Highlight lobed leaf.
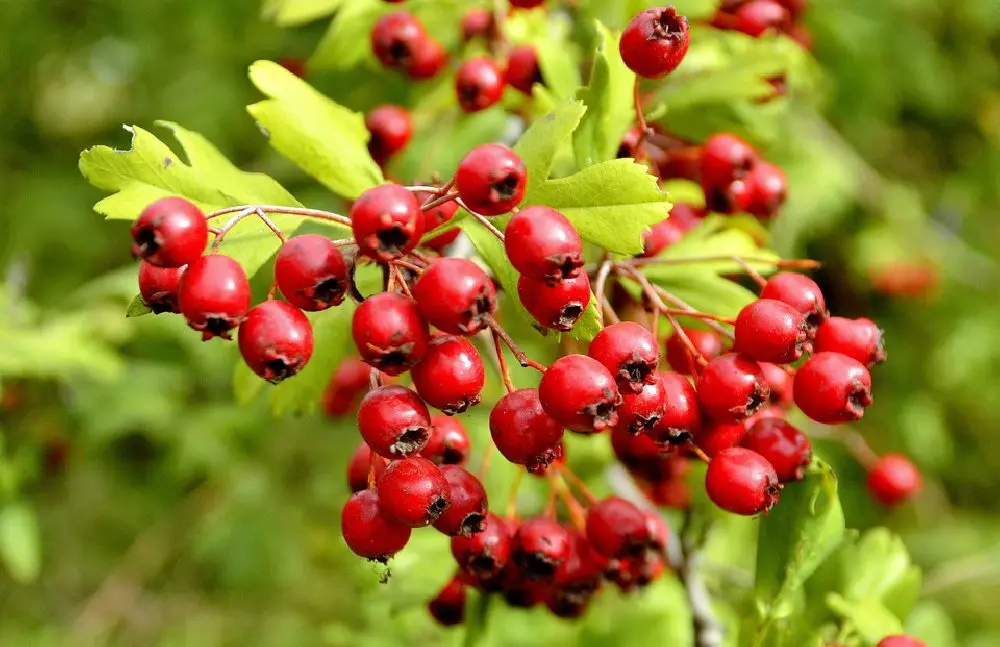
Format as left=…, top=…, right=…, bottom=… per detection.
left=261, top=0, right=345, bottom=26
left=574, top=21, right=636, bottom=168
left=514, top=100, right=587, bottom=201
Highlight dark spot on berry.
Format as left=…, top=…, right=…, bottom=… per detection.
left=264, top=358, right=295, bottom=383
left=622, top=358, right=655, bottom=392
left=146, top=292, right=177, bottom=314
left=442, top=446, right=467, bottom=464
left=517, top=551, right=559, bottom=580
left=628, top=412, right=662, bottom=435
left=554, top=303, right=585, bottom=330
left=458, top=512, right=487, bottom=537
left=389, top=40, right=411, bottom=64
left=312, top=277, right=345, bottom=306
left=389, top=427, right=430, bottom=456
left=468, top=554, right=501, bottom=578
left=376, top=227, right=411, bottom=256
left=490, top=174, right=521, bottom=201
left=458, top=82, right=481, bottom=104
left=133, top=227, right=159, bottom=256
left=427, top=494, right=450, bottom=522
left=203, top=316, right=237, bottom=340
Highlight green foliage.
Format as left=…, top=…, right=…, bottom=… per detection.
left=574, top=22, right=636, bottom=167
left=0, top=503, right=40, bottom=583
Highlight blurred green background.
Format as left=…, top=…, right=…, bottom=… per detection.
left=1, top=0, right=998, bottom=645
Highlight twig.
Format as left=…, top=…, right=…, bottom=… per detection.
left=628, top=255, right=820, bottom=270
left=486, top=316, right=546, bottom=373
left=615, top=264, right=736, bottom=338
left=456, top=198, right=506, bottom=242
left=490, top=328, right=516, bottom=393
left=421, top=191, right=461, bottom=213
left=204, top=204, right=351, bottom=227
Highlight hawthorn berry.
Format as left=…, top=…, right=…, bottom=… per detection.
left=665, top=327, right=724, bottom=375
left=588, top=322, right=660, bottom=393
left=177, top=255, right=251, bottom=341
left=350, top=183, right=423, bottom=263
left=357, top=385, right=432, bottom=458
left=504, top=206, right=583, bottom=284
left=867, top=454, right=922, bottom=507
left=351, top=292, right=429, bottom=375
left=433, top=465, right=488, bottom=537
left=455, top=57, right=506, bottom=113
left=417, top=191, right=461, bottom=252
left=705, top=447, right=782, bottom=515
left=733, top=0, right=791, bottom=37
left=130, top=197, right=208, bottom=267
left=743, top=418, right=811, bottom=482
left=513, top=516, right=572, bottom=580
left=586, top=497, right=652, bottom=560
left=641, top=219, right=686, bottom=257
left=413, top=258, right=496, bottom=335
left=509, top=0, right=545, bottom=7
left=428, top=576, right=467, bottom=627
left=703, top=177, right=754, bottom=214
left=455, top=144, right=527, bottom=216
left=422, top=415, right=472, bottom=465
left=137, top=261, right=185, bottom=314
left=701, top=133, right=758, bottom=187
left=411, top=336, right=485, bottom=414
left=648, top=371, right=702, bottom=444
left=539, top=354, right=622, bottom=434
left=548, top=532, right=603, bottom=618
left=759, top=362, right=793, bottom=407
left=507, top=45, right=542, bottom=95
left=451, top=513, right=511, bottom=580
left=650, top=477, right=691, bottom=509
left=489, top=388, right=564, bottom=469
left=793, top=352, right=872, bottom=424
left=760, top=272, right=828, bottom=327
left=500, top=562, right=550, bottom=608
left=814, top=316, right=887, bottom=367
left=322, top=358, right=371, bottom=417
left=347, top=442, right=385, bottom=493
left=371, top=12, right=426, bottom=69
left=618, top=128, right=644, bottom=160
left=461, top=8, right=494, bottom=42
left=643, top=510, right=670, bottom=552
left=608, top=552, right=665, bottom=591
left=341, top=489, right=412, bottom=561
left=238, top=301, right=314, bottom=383
left=406, top=36, right=448, bottom=79
left=366, top=104, right=413, bottom=164
left=377, top=456, right=451, bottom=527
left=611, top=425, right=671, bottom=474
left=745, top=161, right=788, bottom=220
left=274, top=234, right=348, bottom=311
left=696, top=353, right=770, bottom=422
left=734, top=298, right=811, bottom=364
left=619, top=7, right=690, bottom=79
left=518, top=273, right=592, bottom=332
left=876, top=636, right=927, bottom=647
left=697, top=421, right=748, bottom=457
left=616, top=377, right=668, bottom=435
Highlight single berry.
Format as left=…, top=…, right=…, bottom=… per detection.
left=759, top=362, right=793, bottom=407
left=351, top=183, right=423, bottom=262
left=643, top=510, right=670, bottom=552
left=586, top=497, right=652, bottom=560
left=422, top=414, right=472, bottom=465
left=461, top=8, right=494, bottom=41
left=455, top=57, right=506, bottom=113
left=513, top=516, right=571, bottom=580
left=428, top=576, right=467, bottom=627
left=665, top=327, right=724, bottom=375
left=611, top=426, right=673, bottom=479
left=504, top=206, right=583, bottom=284
left=703, top=177, right=753, bottom=214
left=357, top=385, right=432, bottom=458
left=876, top=636, right=927, bottom=647
left=489, top=389, right=564, bottom=469
left=238, top=301, right=314, bottom=383
left=177, top=255, right=251, bottom=341
left=696, top=353, right=770, bottom=422
left=608, top=552, right=665, bottom=591
left=130, top=197, right=208, bottom=267
left=433, top=465, right=488, bottom=537
left=411, top=336, right=485, bottom=414
left=705, top=447, right=782, bottom=515
left=377, top=456, right=451, bottom=527
left=619, top=7, right=690, bottom=78
left=417, top=192, right=461, bottom=252
left=347, top=442, right=386, bottom=493
left=455, top=144, right=527, bottom=216
left=697, top=421, right=748, bottom=457
left=274, top=235, right=348, bottom=311
left=735, top=298, right=811, bottom=364
left=642, top=218, right=687, bottom=257
left=366, top=104, right=413, bottom=164
left=734, top=0, right=791, bottom=37
left=548, top=532, right=603, bottom=618
left=509, top=0, right=545, bottom=7
left=406, top=35, right=447, bottom=79
left=867, top=454, right=922, bottom=507
left=341, top=489, right=412, bottom=561
left=323, top=358, right=371, bottom=417
left=371, top=12, right=426, bottom=69
left=648, top=371, right=702, bottom=444
left=506, top=45, right=542, bottom=94
left=616, top=377, right=668, bottom=435
left=351, top=292, right=429, bottom=375
left=700, top=133, right=758, bottom=187
left=793, top=352, right=872, bottom=424
left=743, top=418, right=811, bottom=482
left=413, top=258, right=496, bottom=335
left=138, top=261, right=185, bottom=314
left=745, top=161, right=788, bottom=220
left=667, top=202, right=705, bottom=230
left=451, top=513, right=511, bottom=580
left=814, top=316, right=887, bottom=367
left=588, top=321, right=660, bottom=393
left=499, top=562, right=550, bottom=608
left=538, top=354, right=622, bottom=434
left=518, top=273, right=592, bottom=332
left=760, top=272, right=828, bottom=328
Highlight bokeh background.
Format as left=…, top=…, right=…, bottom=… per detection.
left=1, top=0, right=998, bottom=645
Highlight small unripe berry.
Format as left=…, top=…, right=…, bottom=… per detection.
left=413, top=258, right=496, bottom=335
left=451, top=513, right=511, bottom=580
left=177, top=255, right=251, bottom=341
left=665, top=327, right=724, bottom=375
left=506, top=45, right=542, bottom=95
left=876, top=636, right=927, bottom=647
left=131, top=197, right=208, bottom=267
left=705, top=447, right=782, bottom=515
left=351, top=183, right=423, bottom=263
left=422, top=415, right=472, bottom=465
left=867, top=454, right=921, bottom=507
left=428, top=576, right=467, bottom=627
left=341, top=489, right=411, bottom=561
left=513, top=516, right=571, bottom=580
left=616, top=377, right=668, bottom=435
left=433, top=465, right=488, bottom=537
left=371, top=12, right=426, bottom=69
left=696, top=353, right=770, bottom=422
left=742, top=418, right=811, bottom=482
left=366, top=104, right=413, bottom=164
left=351, top=292, right=429, bottom=375
left=734, top=298, right=811, bottom=364
left=455, top=57, right=506, bottom=113
left=538, top=354, right=622, bottom=433
left=455, top=144, right=527, bottom=216
left=138, top=261, right=185, bottom=314
left=619, top=7, right=691, bottom=79
left=489, top=389, right=564, bottom=469
left=588, top=321, right=660, bottom=394
left=586, top=497, right=653, bottom=559
left=377, top=456, right=451, bottom=527
left=238, top=301, right=314, bottom=383
left=347, top=442, right=385, bottom=493
left=518, top=273, right=592, bottom=332
left=357, top=385, right=432, bottom=458
left=760, top=272, right=828, bottom=327
left=274, top=234, right=348, bottom=311
left=793, top=352, right=872, bottom=424
left=814, top=316, right=886, bottom=367
left=648, top=371, right=702, bottom=444
left=411, top=336, right=485, bottom=414
left=504, top=206, right=583, bottom=284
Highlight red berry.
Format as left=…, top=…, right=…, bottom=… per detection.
left=539, top=354, right=622, bottom=434
left=422, top=415, right=472, bottom=465
left=509, top=0, right=545, bottom=7
left=499, top=561, right=550, bottom=608
left=513, top=516, right=571, bottom=580
left=701, top=133, right=758, bottom=187
left=461, top=8, right=494, bottom=41
left=608, top=552, right=664, bottom=591
left=648, top=371, right=702, bottom=444
left=433, top=465, right=488, bottom=536
left=742, top=418, right=811, bottom=482
left=406, top=36, right=447, bottom=79
left=341, top=489, right=412, bottom=561
left=668, top=202, right=706, bottom=230
left=371, top=12, right=426, bottom=69
left=705, top=447, right=782, bottom=515
left=586, top=497, right=652, bottom=560
left=347, top=442, right=385, bottom=493
left=793, top=352, right=872, bottom=424
left=451, top=513, right=511, bottom=580
left=760, top=272, right=828, bottom=327
left=357, top=385, right=432, bottom=458
left=506, top=45, right=542, bottom=94
left=616, top=377, right=668, bottom=435
left=759, top=362, right=793, bottom=407
left=238, top=301, right=314, bottom=383
left=703, top=177, right=753, bottom=214
left=642, top=218, right=687, bottom=257
left=504, top=206, right=583, bottom=284
left=733, top=0, right=790, bottom=37
left=814, top=317, right=887, bottom=367
left=489, top=389, right=564, bottom=469
left=650, top=477, right=691, bottom=508
left=455, top=57, right=506, bottom=113
left=588, top=322, right=660, bottom=393
left=377, top=456, right=451, bottom=527
left=643, top=510, right=670, bottom=552
left=323, top=358, right=371, bottom=417
left=413, top=258, right=497, bottom=335
left=518, top=273, right=592, bottom=332
left=619, top=7, right=690, bottom=79
left=745, top=161, right=788, bottom=220
left=697, top=421, right=748, bottom=457
left=411, top=336, right=485, bottom=414
left=867, top=454, right=921, bottom=507
left=417, top=192, right=461, bottom=252
left=666, top=327, right=724, bottom=375
left=138, top=261, right=185, bottom=314
left=611, top=426, right=672, bottom=476
left=876, top=636, right=927, bottom=647
left=177, top=255, right=251, bottom=341
left=734, top=298, right=811, bottom=364
left=455, top=144, right=527, bottom=216
left=366, top=105, right=413, bottom=164
left=351, top=292, right=429, bottom=375
left=130, top=197, right=208, bottom=267
left=428, top=575, right=467, bottom=627
left=351, top=183, right=423, bottom=263
left=274, top=235, right=348, bottom=311
left=696, top=353, right=770, bottom=422
left=548, top=532, right=603, bottom=617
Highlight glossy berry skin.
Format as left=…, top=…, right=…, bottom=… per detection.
left=735, top=298, right=811, bottom=364
left=323, top=358, right=371, bottom=417
left=411, top=336, right=485, bottom=414
left=138, top=261, right=185, bottom=314
left=451, top=513, right=511, bottom=580
left=518, top=273, right=592, bottom=332
left=506, top=45, right=542, bottom=94
left=455, top=57, right=505, bottom=113
left=366, top=104, right=413, bottom=164
left=489, top=389, right=564, bottom=468
left=428, top=576, right=467, bottom=627
left=513, top=517, right=571, bottom=580
left=588, top=322, right=660, bottom=393
left=760, top=272, right=828, bottom=327
left=461, top=8, right=494, bottom=41
left=867, top=454, right=922, bottom=507
left=131, top=197, right=208, bottom=267
left=413, top=258, right=496, bottom=335
left=347, top=442, right=385, bottom=493
left=648, top=371, right=702, bottom=444
left=351, top=183, right=423, bottom=263
left=357, top=385, right=432, bottom=458
left=417, top=192, right=461, bottom=252
left=406, top=36, right=447, bottom=79
left=371, top=12, right=426, bottom=69
left=238, top=301, right=314, bottom=383
left=666, top=327, right=724, bottom=376
left=616, top=378, right=667, bottom=435
left=743, top=418, right=811, bottom=482
left=377, top=456, right=451, bottom=527
left=876, top=636, right=927, bottom=647
left=701, top=133, right=757, bottom=187
left=351, top=292, right=429, bottom=375
left=793, top=352, right=872, bottom=424
left=539, top=354, right=622, bottom=434
left=703, top=178, right=753, bottom=215
left=433, top=465, right=488, bottom=537
left=455, top=144, right=527, bottom=216
left=697, top=421, right=748, bottom=457
left=505, top=206, right=583, bottom=284
left=341, top=489, right=411, bottom=562
left=422, top=415, right=472, bottom=465
left=705, top=447, right=782, bottom=516
left=697, top=354, right=770, bottom=423
left=177, top=255, right=251, bottom=341
left=586, top=497, right=652, bottom=559
left=274, top=235, right=348, bottom=311
left=745, top=161, right=788, bottom=220
left=619, top=7, right=690, bottom=79
left=814, top=316, right=887, bottom=367
left=734, top=0, right=790, bottom=37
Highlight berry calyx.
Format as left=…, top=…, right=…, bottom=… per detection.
left=588, top=322, right=660, bottom=393
left=238, top=301, right=314, bottom=383
left=351, top=292, right=429, bottom=375
left=341, top=489, right=412, bottom=562
left=351, top=183, right=423, bottom=262
left=489, top=389, right=565, bottom=469
left=429, top=576, right=467, bottom=627
left=451, top=513, right=511, bottom=581
left=867, top=454, right=922, bottom=507
left=793, top=352, right=872, bottom=424
left=616, top=377, right=668, bottom=435
left=518, top=272, right=592, bottom=332
left=506, top=45, right=542, bottom=94
left=734, top=298, right=811, bottom=364
left=455, top=57, right=506, bottom=113
left=696, top=353, right=770, bottom=422
left=377, top=456, right=451, bottom=527
left=814, top=316, right=887, bottom=367
left=422, top=415, right=472, bottom=465
left=619, top=7, right=691, bottom=79
left=585, top=497, right=653, bottom=560
left=742, top=418, right=811, bottom=482
left=274, top=234, right=348, bottom=311
left=177, top=255, right=251, bottom=341
left=648, top=371, right=702, bottom=444
left=538, top=354, right=622, bottom=434
left=411, top=336, right=486, bottom=414
left=504, top=206, right=584, bottom=284
left=137, top=261, right=185, bottom=314
left=433, top=465, right=489, bottom=537
left=413, top=258, right=497, bottom=335
left=371, top=12, right=426, bottom=70
left=130, top=197, right=208, bottom=267
left=455, top=144, right=527, bottom=216
left=759, top=272, right=828, bottom=328
left=347, top=442, right=385, bottom=493
left=513, top=516, right=572, bottom=580
left=665, top=327, right=724, bottom=375
left=357, top=385, right=432, bottom=458
left=705, top=447, right=782, bottom=516
left=733, top=0, right=791, bottom=37
left=366, top=104, right=413, bottom=164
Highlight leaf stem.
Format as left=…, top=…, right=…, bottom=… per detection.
left=665, top=313, right=710, bottom=369
left=556, top=463, right=598, bottom=506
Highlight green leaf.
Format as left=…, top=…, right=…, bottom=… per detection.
left=574, top=21, right=636, bottom=167
left=836, top=528, right=922, bottom=620
left=262, top=0, right=344, bottom=26
left=505, top=9, right=581, bottom=101
left=643, top=225, right=781, bottom=278
left=247, top=60, right=384, bottom=200
left=126, top=294, right=153, bottom=318
left=462, top=589, right=491, bottom=647
left=310, top=0, right=384, bottom=71
left=905, top=601, right=957, bottom=647
left=827, top=594, right=905, bottom=642
left=0, top=503, right=41, bottom=583
left=514, top=100, right=587, bottom=201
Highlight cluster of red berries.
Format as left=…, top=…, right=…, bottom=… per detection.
left=711, top=0, right=811, bottom=49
